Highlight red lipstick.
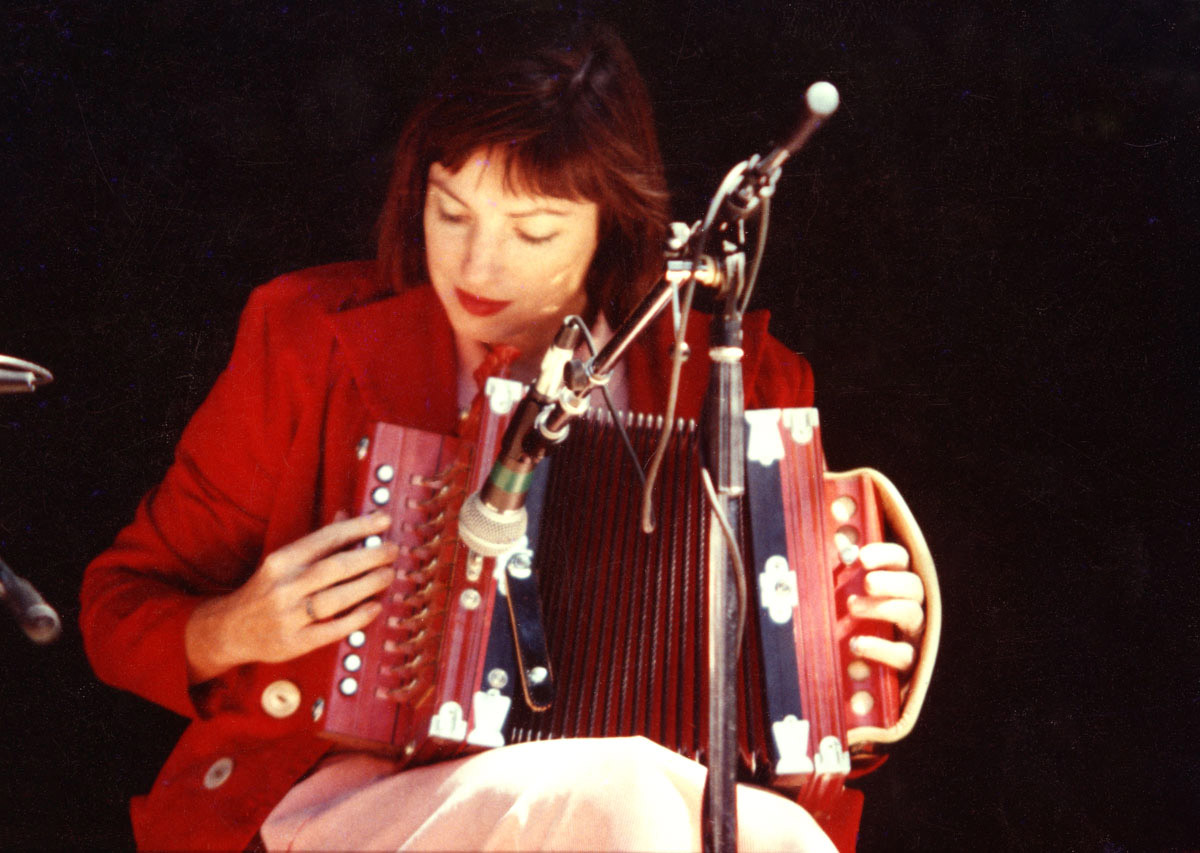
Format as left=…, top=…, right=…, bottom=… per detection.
left=454, top=288, right=511, bottom=317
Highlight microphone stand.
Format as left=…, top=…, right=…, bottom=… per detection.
left=700, top=251, right=747, bottom=853
left=679, top=81, right=841, bottom=853
left=478, top=82, right=840, bottom=853
left=0, top=355, right=61, bottom=644
left=533, top=252, right=720, bottom=437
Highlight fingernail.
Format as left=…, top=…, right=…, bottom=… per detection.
left=365, top=601, right=383, bottom=617
left=371, top=511, right=391, bottom=525
left=849, top=636, right=862, bottom=655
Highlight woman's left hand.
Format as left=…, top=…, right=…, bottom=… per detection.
left=846, top=542, right=925, bottom=672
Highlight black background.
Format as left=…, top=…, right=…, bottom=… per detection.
left=2, top=1, right=1196, bottom=849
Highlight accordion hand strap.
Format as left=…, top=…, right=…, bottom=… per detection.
left=842, top=467, right=942, bottom=747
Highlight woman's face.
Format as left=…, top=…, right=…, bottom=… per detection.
left=423, top=150, right=600, bottom=357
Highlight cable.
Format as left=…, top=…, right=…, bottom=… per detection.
left=699, top=467, right=747, bottom=658
left=738, top=195, right=771, bottom=316
left=639, top=273, right=698, bottom=533
left=565, top=316, right=647, bottom=492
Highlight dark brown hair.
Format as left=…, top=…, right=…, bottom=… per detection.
left=376, top=18, right=669, bottom=325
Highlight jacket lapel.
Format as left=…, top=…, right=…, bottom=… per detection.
left=326, top=286, right=462, bottom=434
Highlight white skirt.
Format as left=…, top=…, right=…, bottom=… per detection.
left=260, top=736, right=835, bottom=852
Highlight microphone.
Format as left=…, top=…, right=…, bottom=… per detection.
left=457, top=325, right=581, bottom=558
left=0, top=557, right=62, bottom=644
left=0, top=355, right=54, bottom=395
left=457, top=489, right=529, bottom=558
left=757, top=81, right=840, bottom=176
left=728, top=81, right=840, bottom=215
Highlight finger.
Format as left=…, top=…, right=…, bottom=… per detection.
left=302, top=599, right=385, bottom=651
left=301, top=540, right=400, bottom=595
left=850, top=634, right=915, bottom=671
left=264, top=512, right=392, bottom=578
left=847, top=594, right=925, bottom=635
left=863, top=568, right=924, bottom=603
left=306, top=565, right=396, bottom=621
left=858, top=541, right=910, bottom=572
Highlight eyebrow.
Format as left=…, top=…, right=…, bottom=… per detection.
left=429, top=177, right=571, bottom=218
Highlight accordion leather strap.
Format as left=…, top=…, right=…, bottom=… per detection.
left=841, top=466, right=942, bottom=747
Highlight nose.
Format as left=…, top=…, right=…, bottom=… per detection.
left=460, top=222, right=502, bottom=290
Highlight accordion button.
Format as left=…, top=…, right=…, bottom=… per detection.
left=339, top=676, right=359, bottom=696
left=850, top=690, right=875, bottom=717
left=830, top=496, right=858, bottom=523
left=847, top=660, right=871, bottom=682
left=375, top=464, right=396, bottom=483
left=261, top=680, right=302, bottom=719
left=203, top=757, right=234, bottom=790
left=348, top=630, right=367, bottom=648
left=372, top=486, right=392, bottom=506
left=343, top=653, right=363, bottom=672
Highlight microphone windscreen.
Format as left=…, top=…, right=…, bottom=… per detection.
left=805, top=81, right=840, bottom=117
left=457, top=493, right=528, bottom=557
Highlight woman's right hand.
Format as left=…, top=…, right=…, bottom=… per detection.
left=184, top=512, right=398, bottom=683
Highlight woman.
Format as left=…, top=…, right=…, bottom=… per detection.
left=81, top=18, right=925, bottom=852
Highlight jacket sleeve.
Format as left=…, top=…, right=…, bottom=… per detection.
left=79, top=285, right=303, bottom=719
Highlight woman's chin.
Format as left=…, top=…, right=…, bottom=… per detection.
left=452, top=314, right=546, bottom=356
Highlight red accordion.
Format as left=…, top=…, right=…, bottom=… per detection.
left=319, top=378, right=939, bottom=809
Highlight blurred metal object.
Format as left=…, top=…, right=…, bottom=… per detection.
left=0, top=355, right=54, bottom=394
left=0, top=353, right=61, bottom=642
left=0, top=557, right=62, bottom=644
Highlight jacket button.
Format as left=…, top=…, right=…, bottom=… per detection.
left=203, top=757, right=234, bottom=790
left=261, top=679, right=302, bottom=719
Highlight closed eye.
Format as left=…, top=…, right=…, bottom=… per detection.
left=437, top=208, right=468, bottom=225
left=516, top=231, right=558, bottom=245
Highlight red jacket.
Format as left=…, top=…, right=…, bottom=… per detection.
left=80, top=262, right=815, bottom=850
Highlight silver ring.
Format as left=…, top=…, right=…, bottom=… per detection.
left=305, top=596, right=318, bottom=622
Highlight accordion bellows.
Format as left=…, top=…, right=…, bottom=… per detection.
left=319, top=378, right=940, bottom=812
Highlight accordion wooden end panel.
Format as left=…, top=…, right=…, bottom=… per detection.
left=742, top=409, right=899, bottom=805
left=321, top=380, right=518, bottom=760
left=320, top=424, right=461, bottom=753
left=319, top=386, right=906, bottom=805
